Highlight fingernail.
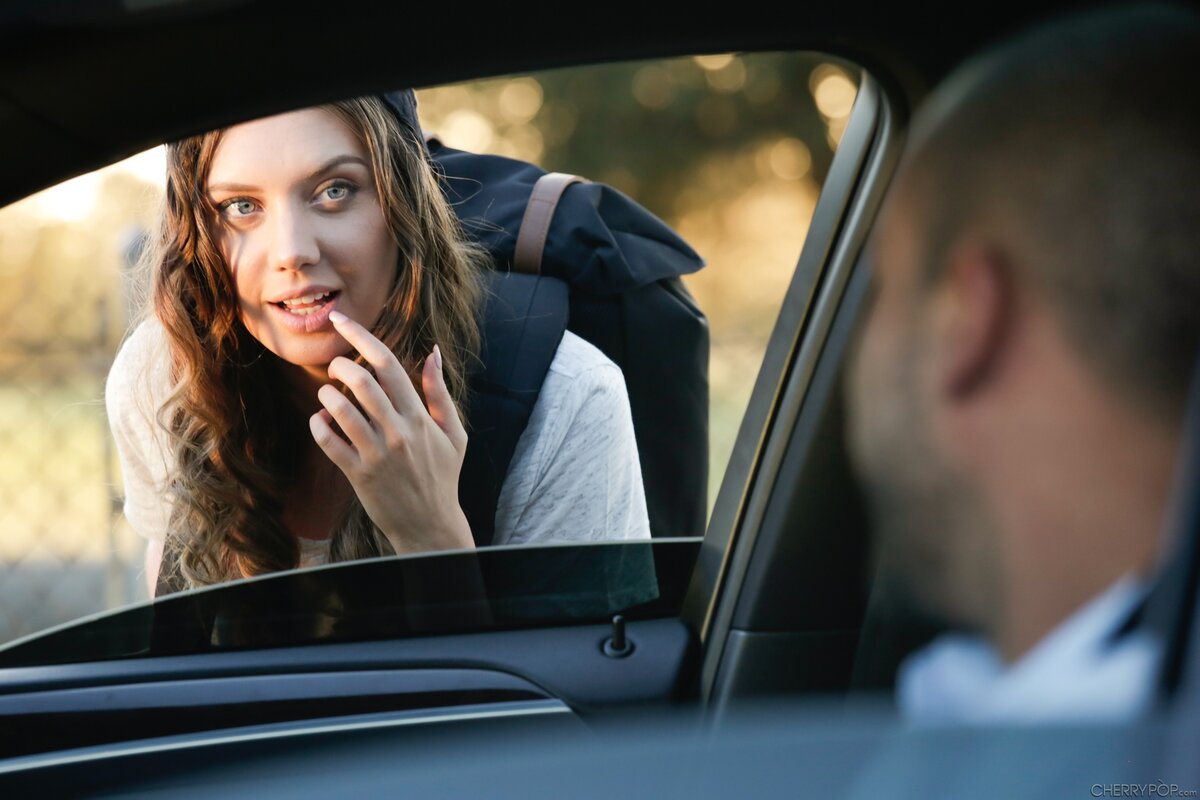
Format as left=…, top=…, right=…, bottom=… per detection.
left=433, top=344, right=443, bottom=371
left=329, top=310, right=347, bottom=324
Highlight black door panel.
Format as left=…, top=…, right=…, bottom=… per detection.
left=0, top=618, right=696, bottom=759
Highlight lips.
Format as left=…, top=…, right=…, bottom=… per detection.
left=268, top=289, right=342, bottom=333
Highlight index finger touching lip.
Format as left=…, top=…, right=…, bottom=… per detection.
left=328, top=310, right=393, bottom=367
left=329, top=309, right=423, bottom=415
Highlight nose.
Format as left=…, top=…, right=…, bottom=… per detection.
left=270, top=201, right=319, bottom=272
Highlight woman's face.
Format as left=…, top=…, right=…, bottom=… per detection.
left=206, top=108, right=399, bottom=379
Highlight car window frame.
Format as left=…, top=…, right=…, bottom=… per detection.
left=677, top=71, right=903, bottom=702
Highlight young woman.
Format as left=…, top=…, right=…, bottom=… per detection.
left=106, top=94, right=650, bottom=595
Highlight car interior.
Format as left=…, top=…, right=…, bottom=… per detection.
left=0, top=1, right=1198, bottom=794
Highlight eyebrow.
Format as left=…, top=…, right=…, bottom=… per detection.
left=206, top=155, right=371, bottom=194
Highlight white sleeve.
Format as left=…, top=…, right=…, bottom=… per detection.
left=493, top=333, right=652, bottom=546
left=104, top=320, right=174, bottom=543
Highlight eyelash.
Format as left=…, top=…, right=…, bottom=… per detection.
left=216, top=180, right=360, bottom=218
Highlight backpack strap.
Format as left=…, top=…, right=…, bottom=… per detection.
left=459, top=271, right=569, bottom=546
left=513, top=172, right=589, bottom=275
left=454, top=171, right=579, bottom=542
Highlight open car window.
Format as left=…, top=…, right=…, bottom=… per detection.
left=0, top=51, right=860, bottom=656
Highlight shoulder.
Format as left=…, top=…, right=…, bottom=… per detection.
left=541, top=331, right=627, bottom=405
left=108, top=317, right=169, bottom=385
left=105, top=317, right=176, bottom=544
left=546, top=330, right=621, bottom=379
left=105, top=317, right=171, bottom=430
left=516, top=331, right=634, bottom=471
left=527, top=332, right=631, bottom=451
left=492, top=330, right=648, bottom=545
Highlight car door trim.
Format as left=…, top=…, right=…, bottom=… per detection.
left=0, top=698, right=570, bottom=777
left=684, top=72, right=883, bottom=643
left=692, top=72, right=903, bottom=699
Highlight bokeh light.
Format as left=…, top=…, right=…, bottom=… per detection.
left=633, top=65, right=674, bottom=109
left=693, top=53, right=735, bottom=71
left=499, top=79, right=544, bottom=124
left=760, top=138, right=813, bottom=180
left=503, top=124, right=545, bottom=163
left=440, top=109, right=496, bottom=152
left=705, top=58, right=747, bottom=93
left=811, top=64, right=857, bottom=119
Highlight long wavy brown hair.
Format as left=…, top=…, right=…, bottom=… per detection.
left=148, top=96, right=485, bottom=592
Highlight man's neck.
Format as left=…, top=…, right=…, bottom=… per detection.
left=982, top=362, right=1179, bottom=663
left=991, top=441, right=1174, bottom=663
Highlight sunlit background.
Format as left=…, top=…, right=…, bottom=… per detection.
left=0, top=52, right=857, bottom=644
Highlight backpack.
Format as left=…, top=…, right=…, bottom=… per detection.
left=429, top=140, right=710, bottom=545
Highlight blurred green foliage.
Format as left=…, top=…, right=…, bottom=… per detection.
left=531, top=53, right=840, bottom=217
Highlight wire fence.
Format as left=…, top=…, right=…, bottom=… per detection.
left=0, top=227, right=147, bottom=646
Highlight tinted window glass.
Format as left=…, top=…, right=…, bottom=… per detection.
left=0, top=540, right=698, bottom=668
left=0, top=51, right=858, bottom=649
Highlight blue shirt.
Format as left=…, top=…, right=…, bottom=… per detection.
left=897, top=575, right=1160, bottom=724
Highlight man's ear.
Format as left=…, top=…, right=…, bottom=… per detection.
left=933, top=241, right=1014, bottom=398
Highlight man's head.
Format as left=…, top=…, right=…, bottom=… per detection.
left=848, top=4, right=1200, bottom=657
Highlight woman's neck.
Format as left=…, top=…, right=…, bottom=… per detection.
left=278, top=360, right=332, bottom=416
left=263, top=357, right=353, bottom=541
left=284, top=444, right=355, bottom=541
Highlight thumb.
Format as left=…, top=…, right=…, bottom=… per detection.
left=423, top=344, right=468, bottom=455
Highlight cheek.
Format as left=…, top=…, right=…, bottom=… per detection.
left=356, top=223, right=400, bottom=294
left=219, top=230, right=275, bottom=317
left=848, top=308, right=894, bottom=429
left=330, top=204, right=391, bottom=262
left=216, top=230, right=250, bottom=298
left=853, top=278, right=923, bottom=392
left=370, top=240, right=399, bottom=290
left=847, top=291, right=929, bottom=475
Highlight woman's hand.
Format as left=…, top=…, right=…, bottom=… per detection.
left=308, top=310, right=474, bottom=554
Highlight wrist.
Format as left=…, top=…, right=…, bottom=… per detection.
left=382, top=505, right=474, bottom=554
left=441, top=506, right=475, bottom=550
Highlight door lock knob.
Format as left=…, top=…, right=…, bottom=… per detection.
left=602, top=614, right=634, bottom=658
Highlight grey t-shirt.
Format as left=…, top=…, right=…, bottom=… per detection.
left=105, top=319, right=651, bottom=564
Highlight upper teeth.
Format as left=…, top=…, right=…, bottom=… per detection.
left=282, top=291, right=331, bottom=307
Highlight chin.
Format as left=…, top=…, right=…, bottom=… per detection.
left=263, top=338, right=347, bottom=372
left=863, top=475, right=970, bottom=631
left=873, top=549, right=966, bottom=635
